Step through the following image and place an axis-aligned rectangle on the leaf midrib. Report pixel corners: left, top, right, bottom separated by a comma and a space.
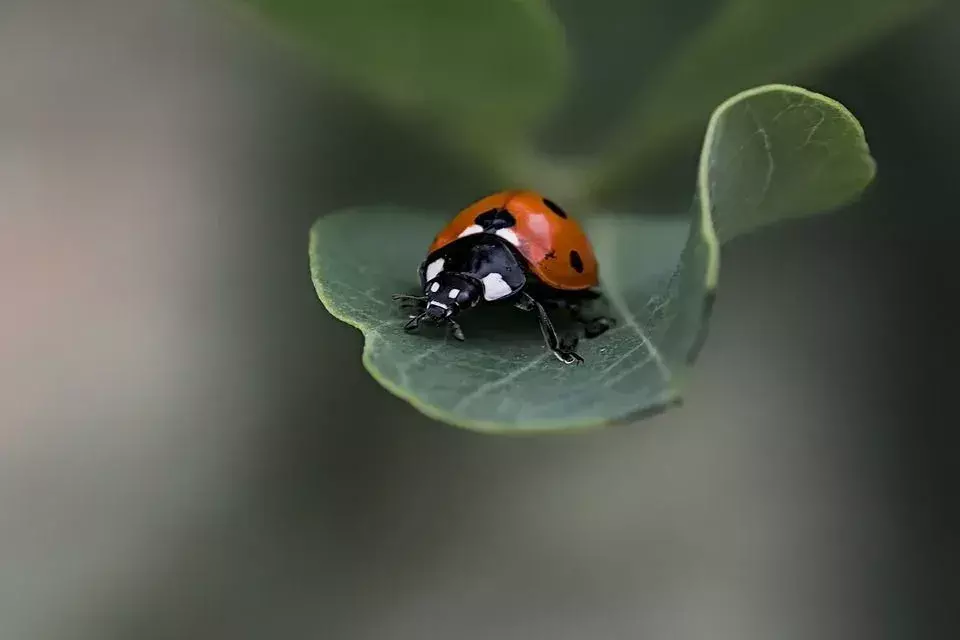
592, 220, 673, 383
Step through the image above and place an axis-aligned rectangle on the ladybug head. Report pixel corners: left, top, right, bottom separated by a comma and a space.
422, 272, 481, 321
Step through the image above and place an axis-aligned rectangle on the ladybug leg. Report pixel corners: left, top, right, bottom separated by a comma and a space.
447, 318, 466, 341
568, 302, 615, 339
543, 294, 615, 340
392, 293, 426, 310
536, 294, 615, 340
513, 295, 535, 313
517, 293, 583, 365
393, 293, 426, 318
404, 312, 426, 332
559, 334, 581, 356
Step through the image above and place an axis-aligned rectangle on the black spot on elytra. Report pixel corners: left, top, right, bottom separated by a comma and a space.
475, 208, 516, 230
569, 250, 584, 273
542, 198, 568, 218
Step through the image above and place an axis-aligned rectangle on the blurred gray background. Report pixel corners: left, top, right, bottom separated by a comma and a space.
1, 0, 955, 638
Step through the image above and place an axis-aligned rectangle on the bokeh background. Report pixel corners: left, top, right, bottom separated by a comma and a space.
1, 0, 956, 638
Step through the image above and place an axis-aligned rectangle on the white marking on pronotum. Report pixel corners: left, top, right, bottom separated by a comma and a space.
430, 281, 440, 293
495, 228, 520, 247
425, 258, 444, 282
481, 273, 513, 301
428, 300, 448, 309
448, 288, 461, 299
457, 224, 483, 238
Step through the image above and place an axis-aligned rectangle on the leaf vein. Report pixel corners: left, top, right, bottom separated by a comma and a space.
605, 351, 656, 388
451, 352, 550, 414
745, 102, 774, 208
802, 109, 826, 147
395, 342, 446, 389
599, 342, 644, 376
592, 221, 673, 383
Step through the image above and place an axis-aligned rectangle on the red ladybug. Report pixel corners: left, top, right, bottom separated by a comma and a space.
393, 190, 614, 364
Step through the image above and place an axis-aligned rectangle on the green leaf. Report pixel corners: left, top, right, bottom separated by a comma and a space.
587, 0, 928, 197
232, 0, 569, 142
308, 85, 875, 434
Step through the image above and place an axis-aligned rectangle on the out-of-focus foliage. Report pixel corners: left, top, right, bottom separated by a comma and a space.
234, 0, 928, 195
308, 86, 875, 432
234, 0, 569, 157
585, 0, 934, 196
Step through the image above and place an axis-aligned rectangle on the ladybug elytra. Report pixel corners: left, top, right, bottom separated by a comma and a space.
393, 190, 615, 364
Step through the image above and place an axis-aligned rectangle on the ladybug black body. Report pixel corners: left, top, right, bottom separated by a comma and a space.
393, 190, 614, 364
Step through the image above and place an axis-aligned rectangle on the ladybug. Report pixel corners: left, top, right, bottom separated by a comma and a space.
392, 190, 614, 364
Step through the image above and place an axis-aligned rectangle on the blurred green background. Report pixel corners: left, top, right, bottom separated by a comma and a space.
0, 0, 955, 638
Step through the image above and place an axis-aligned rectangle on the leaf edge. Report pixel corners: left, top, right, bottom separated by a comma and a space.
694, 82, 877, 294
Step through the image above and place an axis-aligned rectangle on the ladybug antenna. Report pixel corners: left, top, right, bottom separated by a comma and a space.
404, 311, 427, 332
